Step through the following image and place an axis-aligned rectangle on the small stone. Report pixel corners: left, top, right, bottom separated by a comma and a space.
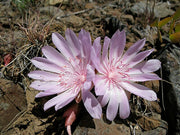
85, 2, 97, 9
49, 0, 69, 5
60, 15, 84, 27
121, 14, 134, 24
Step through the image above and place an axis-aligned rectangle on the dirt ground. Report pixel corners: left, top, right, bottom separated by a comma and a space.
0, 0, 180, 134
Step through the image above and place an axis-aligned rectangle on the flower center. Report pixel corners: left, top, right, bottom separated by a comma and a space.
58, 57, 87, 93
107, 70, 115, 79
80, 75, 86, 82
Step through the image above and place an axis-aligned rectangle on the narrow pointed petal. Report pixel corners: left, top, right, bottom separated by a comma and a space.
119, 89, 130, 119
78, 29, 91, 62
93, 75, 107, 96
35, 92, 56, 98
86, 64, 95, 82
65, 29, 81, 57
120, 82, 157, 101
83, 81, 92, 92
128, 49, 154, 67
128, 59, 161, 74
44, 92, 76, 111
42, 45, 68, 67
91, 47, 106, 74
106, 91, 119, 121
102, 36, 110, 61
52, 32, 73, 59
28, 70, 59, 81
93, 37, 101, 59
122, 39, 146, 63
82, 91, 102, 119
98, 91, 110, 107
55, 94, 76, 111
31, 57, 62, 73
129, 73, 161, 82
142, 59, 161, 73
30, 80, 60, 91
109, 30, 126, 61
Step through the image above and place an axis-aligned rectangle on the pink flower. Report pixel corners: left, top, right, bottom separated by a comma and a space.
91, 30, 161, 121
28, 29, 102, 119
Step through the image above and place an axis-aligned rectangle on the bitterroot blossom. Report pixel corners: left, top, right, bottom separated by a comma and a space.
91, 30, 161, 121
28, 29, 102, 134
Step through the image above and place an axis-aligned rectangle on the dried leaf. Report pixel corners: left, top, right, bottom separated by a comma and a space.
158, 30, 163, 43
172, 7, 180, 21
169, 20, 175, 35
175, 23, 180, 33
150, 19, 159, 27
158, 17, 172, 28
169, 32, 180, 43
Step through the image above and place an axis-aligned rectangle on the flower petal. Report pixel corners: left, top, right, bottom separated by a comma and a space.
106, 91, 119, 121
30, 80, 60, 91
83, 81, 92, 92
55, 94, 77, 111
52, 32, 73, 59
31, 57, 62, 73
44, 91, 76, 111
129, 73, 161, 82
28, 70, 60, 81
86, 64, 95, 82
93, 75, 107, 96
120, 82, 157, 101
78, 29, 91, 62
91, 47, 106, 74
97, 91, 110, 107
109, 30, 126, 61
102, 36, 110, 61
128, 59, 161, 74
35, 92, 56, 98
142, 59, 161, 73
42, 45, 68, 67
65, 29, 81, 57
93, 37, 101, 59
128, 49, 154, 67
119, 89, 130, 119
122, 38, 146, 63
82, 91, 102, 119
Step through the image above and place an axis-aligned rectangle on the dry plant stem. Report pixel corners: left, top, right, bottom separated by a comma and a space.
160, 67, 165, 112
1, 109, 27, 134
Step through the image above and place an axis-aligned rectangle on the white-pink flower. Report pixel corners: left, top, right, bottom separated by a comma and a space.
91, 30, 161, 121
28, 29, 102, 119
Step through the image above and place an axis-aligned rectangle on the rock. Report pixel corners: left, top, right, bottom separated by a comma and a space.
39, 6, 65, 17
136, 116, 161, 131
73, 118, 131, 135
0, 79, 27, 131
60, 15, 84, 27
141, 120, 168, 135
131, 1, 175, 18
158, 44, 180, 134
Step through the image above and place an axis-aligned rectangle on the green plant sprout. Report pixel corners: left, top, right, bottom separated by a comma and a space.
12, 0, 35, 12
151, 7, 180, 44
